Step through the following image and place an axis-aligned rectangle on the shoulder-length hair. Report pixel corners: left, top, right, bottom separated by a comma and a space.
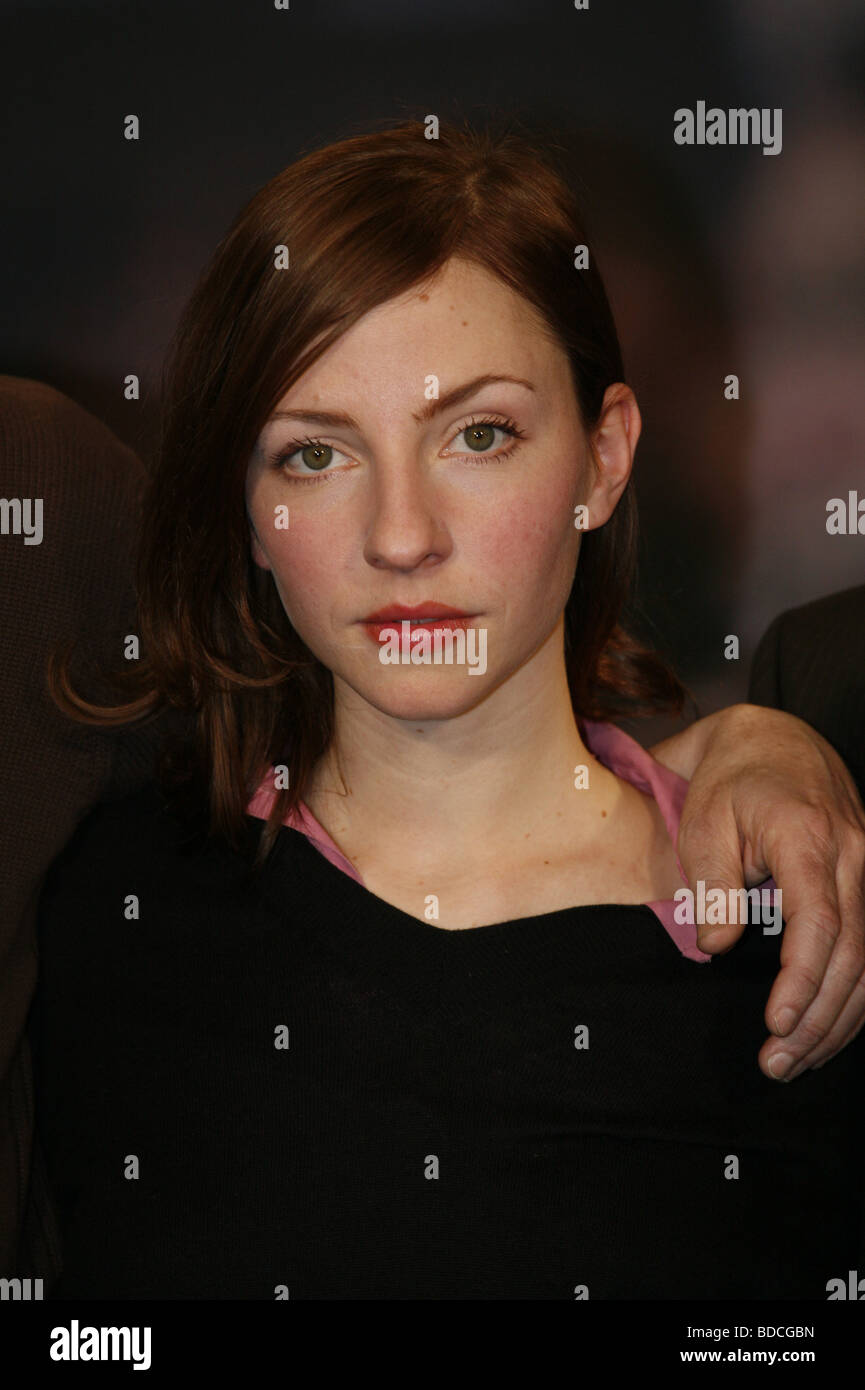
49, 116, 686, 868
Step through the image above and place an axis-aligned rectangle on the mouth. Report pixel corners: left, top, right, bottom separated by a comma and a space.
362, 603, 473, 623
359, 603, 477, 640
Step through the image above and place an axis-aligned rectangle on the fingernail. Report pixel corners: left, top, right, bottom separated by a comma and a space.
767, 1052, 794, 1080
773, 1007, 797, 1036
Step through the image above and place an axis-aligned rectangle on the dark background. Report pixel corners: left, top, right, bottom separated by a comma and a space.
2, 0, 864, 728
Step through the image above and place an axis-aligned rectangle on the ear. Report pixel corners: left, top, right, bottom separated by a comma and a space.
581, 384, 641, 528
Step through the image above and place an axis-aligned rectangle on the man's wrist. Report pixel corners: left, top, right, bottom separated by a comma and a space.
649, 707, 725, 779
649, 703, 772, 779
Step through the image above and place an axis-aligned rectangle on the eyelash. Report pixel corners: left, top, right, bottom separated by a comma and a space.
267, 414, 526, 483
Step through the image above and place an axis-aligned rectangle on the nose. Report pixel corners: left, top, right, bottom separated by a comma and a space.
362, 452, 452, 572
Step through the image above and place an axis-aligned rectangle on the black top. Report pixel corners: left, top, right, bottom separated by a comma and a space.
28, 781, 865, 1300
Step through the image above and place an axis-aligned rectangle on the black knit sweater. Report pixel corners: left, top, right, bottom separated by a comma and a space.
28, 779, 865, 1300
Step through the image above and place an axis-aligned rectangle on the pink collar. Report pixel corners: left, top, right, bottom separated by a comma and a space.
246, 719, 711, 962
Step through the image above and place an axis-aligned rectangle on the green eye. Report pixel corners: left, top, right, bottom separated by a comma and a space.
451, 416, 524, 458
463, 424, 497, 452
298, 443, 333, 471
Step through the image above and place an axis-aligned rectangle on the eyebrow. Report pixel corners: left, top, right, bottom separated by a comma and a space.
265, 374, 536, 431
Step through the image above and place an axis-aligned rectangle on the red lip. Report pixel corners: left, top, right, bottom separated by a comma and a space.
362, 602, 472, 621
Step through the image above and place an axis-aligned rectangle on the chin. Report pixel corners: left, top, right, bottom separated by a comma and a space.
350, 672, 494, 722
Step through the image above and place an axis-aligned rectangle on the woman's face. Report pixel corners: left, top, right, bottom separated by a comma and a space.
245, 255, 634, 721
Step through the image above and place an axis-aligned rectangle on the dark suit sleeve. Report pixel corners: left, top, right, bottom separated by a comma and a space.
747, 589, 865, 1268
747, 612, 784, 709
745, 587, 865, 801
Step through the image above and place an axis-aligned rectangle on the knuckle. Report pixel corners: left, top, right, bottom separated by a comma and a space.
776, 961, 822, 1004
793, 1013, 830, 1049
677, 804, 714, 848
811, 1013, 865, 1068
836, 942, 865, 979
797, 805, 837, 849
797, 908, 841, 947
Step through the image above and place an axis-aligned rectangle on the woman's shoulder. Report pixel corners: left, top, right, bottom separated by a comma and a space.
582, 719, 689, 849
48, 780, 186, 865
38, 779, 260, 912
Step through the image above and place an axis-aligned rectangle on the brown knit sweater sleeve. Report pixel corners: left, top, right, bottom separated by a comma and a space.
0, 375, 180, 1274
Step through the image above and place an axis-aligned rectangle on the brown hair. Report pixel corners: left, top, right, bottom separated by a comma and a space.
48, 115, 687, 868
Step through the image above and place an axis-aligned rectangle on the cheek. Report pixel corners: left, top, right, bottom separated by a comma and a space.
469, 476, 579, 593
256, 519, 343, 629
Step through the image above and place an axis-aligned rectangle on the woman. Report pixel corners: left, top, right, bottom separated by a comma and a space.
29, 118, 864, 1299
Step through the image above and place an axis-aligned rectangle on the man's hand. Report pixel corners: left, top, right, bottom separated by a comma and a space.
651, 703, 865, 1081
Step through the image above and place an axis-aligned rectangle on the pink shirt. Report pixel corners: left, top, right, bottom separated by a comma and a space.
246, 719, 776, 965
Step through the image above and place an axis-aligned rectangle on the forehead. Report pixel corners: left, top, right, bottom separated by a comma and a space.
275, 257, 565, 406
358, 256, 546, 335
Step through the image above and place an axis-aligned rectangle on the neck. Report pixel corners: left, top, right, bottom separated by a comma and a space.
305, 619, 623, 861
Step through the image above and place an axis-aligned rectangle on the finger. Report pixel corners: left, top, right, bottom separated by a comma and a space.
766, 858, 865, 1077
760, 832, 842, 1035
761, 922, 865, 1079
760, 972, 865, 1080
762, 902, 837, 1044
806, 984, 865, 1071
796, 974, 865, 1075
764, 832, 864, 1039
675, 813, 747, 955
795, 850, 865, 1067
695, 916, 743, 954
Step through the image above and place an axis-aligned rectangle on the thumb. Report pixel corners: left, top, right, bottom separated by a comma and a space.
677, 817, 747, 954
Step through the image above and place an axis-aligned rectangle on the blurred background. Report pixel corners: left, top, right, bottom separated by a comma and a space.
1, 0, 863, 737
